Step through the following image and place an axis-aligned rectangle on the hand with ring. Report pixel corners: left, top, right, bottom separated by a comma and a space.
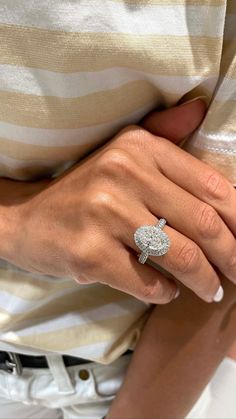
2, 99, 236, 304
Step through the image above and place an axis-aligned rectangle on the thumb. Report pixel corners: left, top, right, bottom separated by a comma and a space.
140, 98, 207, 144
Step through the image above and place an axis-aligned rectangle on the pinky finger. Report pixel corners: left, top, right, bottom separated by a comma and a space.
101, 244, 179, 304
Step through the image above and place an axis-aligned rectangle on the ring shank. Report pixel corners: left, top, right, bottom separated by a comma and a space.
157, 218, 166, 229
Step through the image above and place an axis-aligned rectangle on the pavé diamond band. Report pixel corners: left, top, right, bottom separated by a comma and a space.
134, 218, 171, 264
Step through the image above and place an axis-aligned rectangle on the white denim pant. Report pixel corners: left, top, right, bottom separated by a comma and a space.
0, 354, 236, 419
187, 357, 236, 419
0, 353, 131, 419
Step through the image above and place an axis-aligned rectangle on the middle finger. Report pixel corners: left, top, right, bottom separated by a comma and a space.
143, 171, 236, 283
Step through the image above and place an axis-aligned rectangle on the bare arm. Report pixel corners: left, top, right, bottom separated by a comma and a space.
0, 102, 202, 264
0, 177, 50, 261
2, 100, 231, 306
108, 275, 236, 419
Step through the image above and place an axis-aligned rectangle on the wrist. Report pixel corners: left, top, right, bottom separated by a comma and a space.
0, 203, 22, 263
0, 178, 36, 262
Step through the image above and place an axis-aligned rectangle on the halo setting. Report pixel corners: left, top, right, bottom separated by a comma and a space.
134, 219, 170, 264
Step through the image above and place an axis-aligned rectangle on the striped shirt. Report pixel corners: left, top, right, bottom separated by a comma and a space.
0, 0, 235, 363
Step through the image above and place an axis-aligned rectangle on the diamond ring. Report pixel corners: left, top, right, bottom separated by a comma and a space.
134, 218, 171, 264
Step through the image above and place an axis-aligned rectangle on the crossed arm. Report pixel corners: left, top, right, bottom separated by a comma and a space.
108, 275, 236, 418
0, 100, 235, 418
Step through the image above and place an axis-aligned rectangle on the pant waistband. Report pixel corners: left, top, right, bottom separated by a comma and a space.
0, 349, 133, 375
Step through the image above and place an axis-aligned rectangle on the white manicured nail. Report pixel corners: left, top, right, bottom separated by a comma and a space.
174, 288, 180, 299
213, 285, 224, 303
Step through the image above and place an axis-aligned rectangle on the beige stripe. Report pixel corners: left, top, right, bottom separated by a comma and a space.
0, 25, 222, 75
0, 281, 75, 302
4, 312, 145, 352
0, 81, 159, 129
101, 312, 150, 363
203, 100, 236, 132
0, 269, 77, 300
3, 85, 154, 131
0, 286, 131, 328
185, 144, 236, 184
0, 137, 97, 161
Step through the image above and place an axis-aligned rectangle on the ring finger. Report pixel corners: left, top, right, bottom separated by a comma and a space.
118, 205, 222, 303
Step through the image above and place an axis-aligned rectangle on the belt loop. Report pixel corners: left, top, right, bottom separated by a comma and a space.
0, 352, 23, 376
46, 354, 75, 395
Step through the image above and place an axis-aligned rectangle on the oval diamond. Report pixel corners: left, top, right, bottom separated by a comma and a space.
134, 225, 170, 257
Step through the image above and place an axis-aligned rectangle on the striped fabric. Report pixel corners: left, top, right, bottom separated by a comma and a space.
0, 0, 235, 363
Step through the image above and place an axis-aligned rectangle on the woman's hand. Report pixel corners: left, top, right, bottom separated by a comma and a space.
1, 100, 235, 304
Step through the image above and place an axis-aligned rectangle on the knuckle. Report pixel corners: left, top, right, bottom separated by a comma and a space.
228, 253, 236, 273
142, 280, 174, 303
171, 241, 201, 274
86, 190, 115, 218
119, 125, 153, 148
118, 124, 140, 138
69, 238, 99, 276
69, 235, 105, 278
142, 279, 163, 302
203, 170, 230, 201
197, 204, 221, 238
96, 148, 133, 178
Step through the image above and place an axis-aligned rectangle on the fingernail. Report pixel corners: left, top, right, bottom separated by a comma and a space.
213, 285, 224, 303
179, 95, 208, 107
174, 288, 180, 299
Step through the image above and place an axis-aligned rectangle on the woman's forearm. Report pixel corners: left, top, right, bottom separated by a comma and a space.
0, 177, 50, 261
108, 276, 236, 419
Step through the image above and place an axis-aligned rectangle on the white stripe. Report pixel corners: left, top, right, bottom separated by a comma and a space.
188, 129, 236, 155
0, 290, 36, 314
0, 0, 225, 37
0, 336, 115, 360
214, 79, 236, 101
0, 65, 216, 98
0, 260, 91, 287
12, 299, 146, 336
0, 282, 118, 315
0, 72, 219, 149
0, 339, 47, 355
